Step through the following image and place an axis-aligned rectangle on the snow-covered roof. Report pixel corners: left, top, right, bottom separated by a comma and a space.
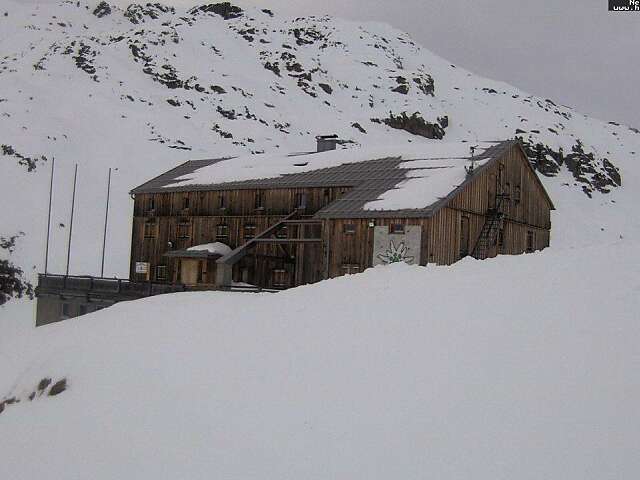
132, 140, 512, 217
164, 242, 232, 259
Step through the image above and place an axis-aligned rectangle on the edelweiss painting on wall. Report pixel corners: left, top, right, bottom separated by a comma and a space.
372, 225, 422, 266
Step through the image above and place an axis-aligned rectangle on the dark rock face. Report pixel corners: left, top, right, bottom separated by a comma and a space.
413, 75, 435, 96
391, 76, 409, 95
517, 137, 622, 197
263, 61, 280, 76
1, 144, 46, 171
518, 140, 562, 177
351, 122, 367, 134
188, 3, 243, 20
318, 83, 332, 95
124, 3, 175, 24
48, 379, 67, 397
37, 378, 52, 392
372, 112, 447, 140
92, 1, 112, 18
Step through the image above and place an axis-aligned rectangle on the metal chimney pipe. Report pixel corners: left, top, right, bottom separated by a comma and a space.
316, 134, 339, 152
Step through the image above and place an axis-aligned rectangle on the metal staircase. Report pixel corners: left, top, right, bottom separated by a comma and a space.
471, 195, 506, 260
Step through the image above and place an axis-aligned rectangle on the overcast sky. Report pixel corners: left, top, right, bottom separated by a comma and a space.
105, 0, 639, 127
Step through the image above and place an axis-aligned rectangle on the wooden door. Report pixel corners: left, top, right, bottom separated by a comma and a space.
460, 216, 470, 258
488, 173, 497, 210
180, 259, 199, 285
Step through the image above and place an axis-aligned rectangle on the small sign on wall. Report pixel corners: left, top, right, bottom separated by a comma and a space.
372, 225, 422, 266
135, 262, 149, 274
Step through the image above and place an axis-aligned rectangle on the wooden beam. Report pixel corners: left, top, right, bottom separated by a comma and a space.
253, 238, 323, 244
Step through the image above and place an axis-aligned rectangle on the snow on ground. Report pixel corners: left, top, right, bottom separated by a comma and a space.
1, 241, 639, 480
1, 2, 640, 476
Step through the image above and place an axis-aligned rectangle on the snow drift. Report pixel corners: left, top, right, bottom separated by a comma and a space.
1, 241, 639, 479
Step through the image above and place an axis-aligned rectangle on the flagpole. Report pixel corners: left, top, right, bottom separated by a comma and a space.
44, 157, 55, 275
65, 164, 78, 277
100, 167, 112, 278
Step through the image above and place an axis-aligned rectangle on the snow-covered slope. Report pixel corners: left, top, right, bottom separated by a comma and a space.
0, 0, 639, 284
1, 241, 639, 479
2, 3, 640, 476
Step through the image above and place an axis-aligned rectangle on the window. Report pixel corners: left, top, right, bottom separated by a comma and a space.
323, 188, 331, 206
295, 192, 307, 209
526, 230, 535, 253
177, 222, 191, 239
156, 265, 168, 281
514, 185, 522, 204
504, 182, 511, 200
146, 196, 155, 214
254, 190, 265, 210
144, 219, 157, 239
218, 193, 226, 209
275, 226, 288, 239
216, 224, 229, 241
244, 223, 256, 239
272, 269, 289, 289
182, 196, 190, 210
390, 223, 405, 234
341, 264, 361, 275
343, 223, 356, 235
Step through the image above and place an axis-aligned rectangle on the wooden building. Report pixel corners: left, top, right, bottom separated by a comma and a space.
128, 139, 554, 290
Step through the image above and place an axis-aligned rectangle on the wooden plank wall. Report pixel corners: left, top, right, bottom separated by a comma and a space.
130, 186, 345, 286
131, 143, 553, 285
322, 144, 553, 272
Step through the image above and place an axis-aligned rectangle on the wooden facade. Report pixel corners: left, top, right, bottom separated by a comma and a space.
129, 141, 553, 289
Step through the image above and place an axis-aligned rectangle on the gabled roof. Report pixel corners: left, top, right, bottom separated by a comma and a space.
130, 140, 547, 218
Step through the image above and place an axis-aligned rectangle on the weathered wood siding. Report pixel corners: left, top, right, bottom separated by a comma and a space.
130, 143, 553, 287
130, 187, 344, 287
322, 143, 553, 272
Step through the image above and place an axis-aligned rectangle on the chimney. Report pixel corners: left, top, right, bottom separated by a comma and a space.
316, 134, 339, 152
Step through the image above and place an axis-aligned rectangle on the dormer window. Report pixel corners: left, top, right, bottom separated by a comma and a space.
255, 190, 265, 210
295, 192, 307, 209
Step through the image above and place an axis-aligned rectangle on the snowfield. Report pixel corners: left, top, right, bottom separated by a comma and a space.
1, 1, 640, 478
1, 241, 639, 479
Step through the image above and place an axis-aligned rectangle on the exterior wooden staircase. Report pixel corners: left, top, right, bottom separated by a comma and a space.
471, 195, 507, 260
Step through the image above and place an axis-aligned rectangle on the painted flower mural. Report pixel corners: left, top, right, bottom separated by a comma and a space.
377, 240, 415, 264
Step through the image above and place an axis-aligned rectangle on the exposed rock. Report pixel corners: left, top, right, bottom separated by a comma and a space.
372, 112, 446, 140
351, 122, 367, 134
1, 144, 46, 171
318, 83, 332, 94
124, 3, 174, 24
48, 379, 67, 397
92, 1, 111, 18
188, 3, 243, 20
